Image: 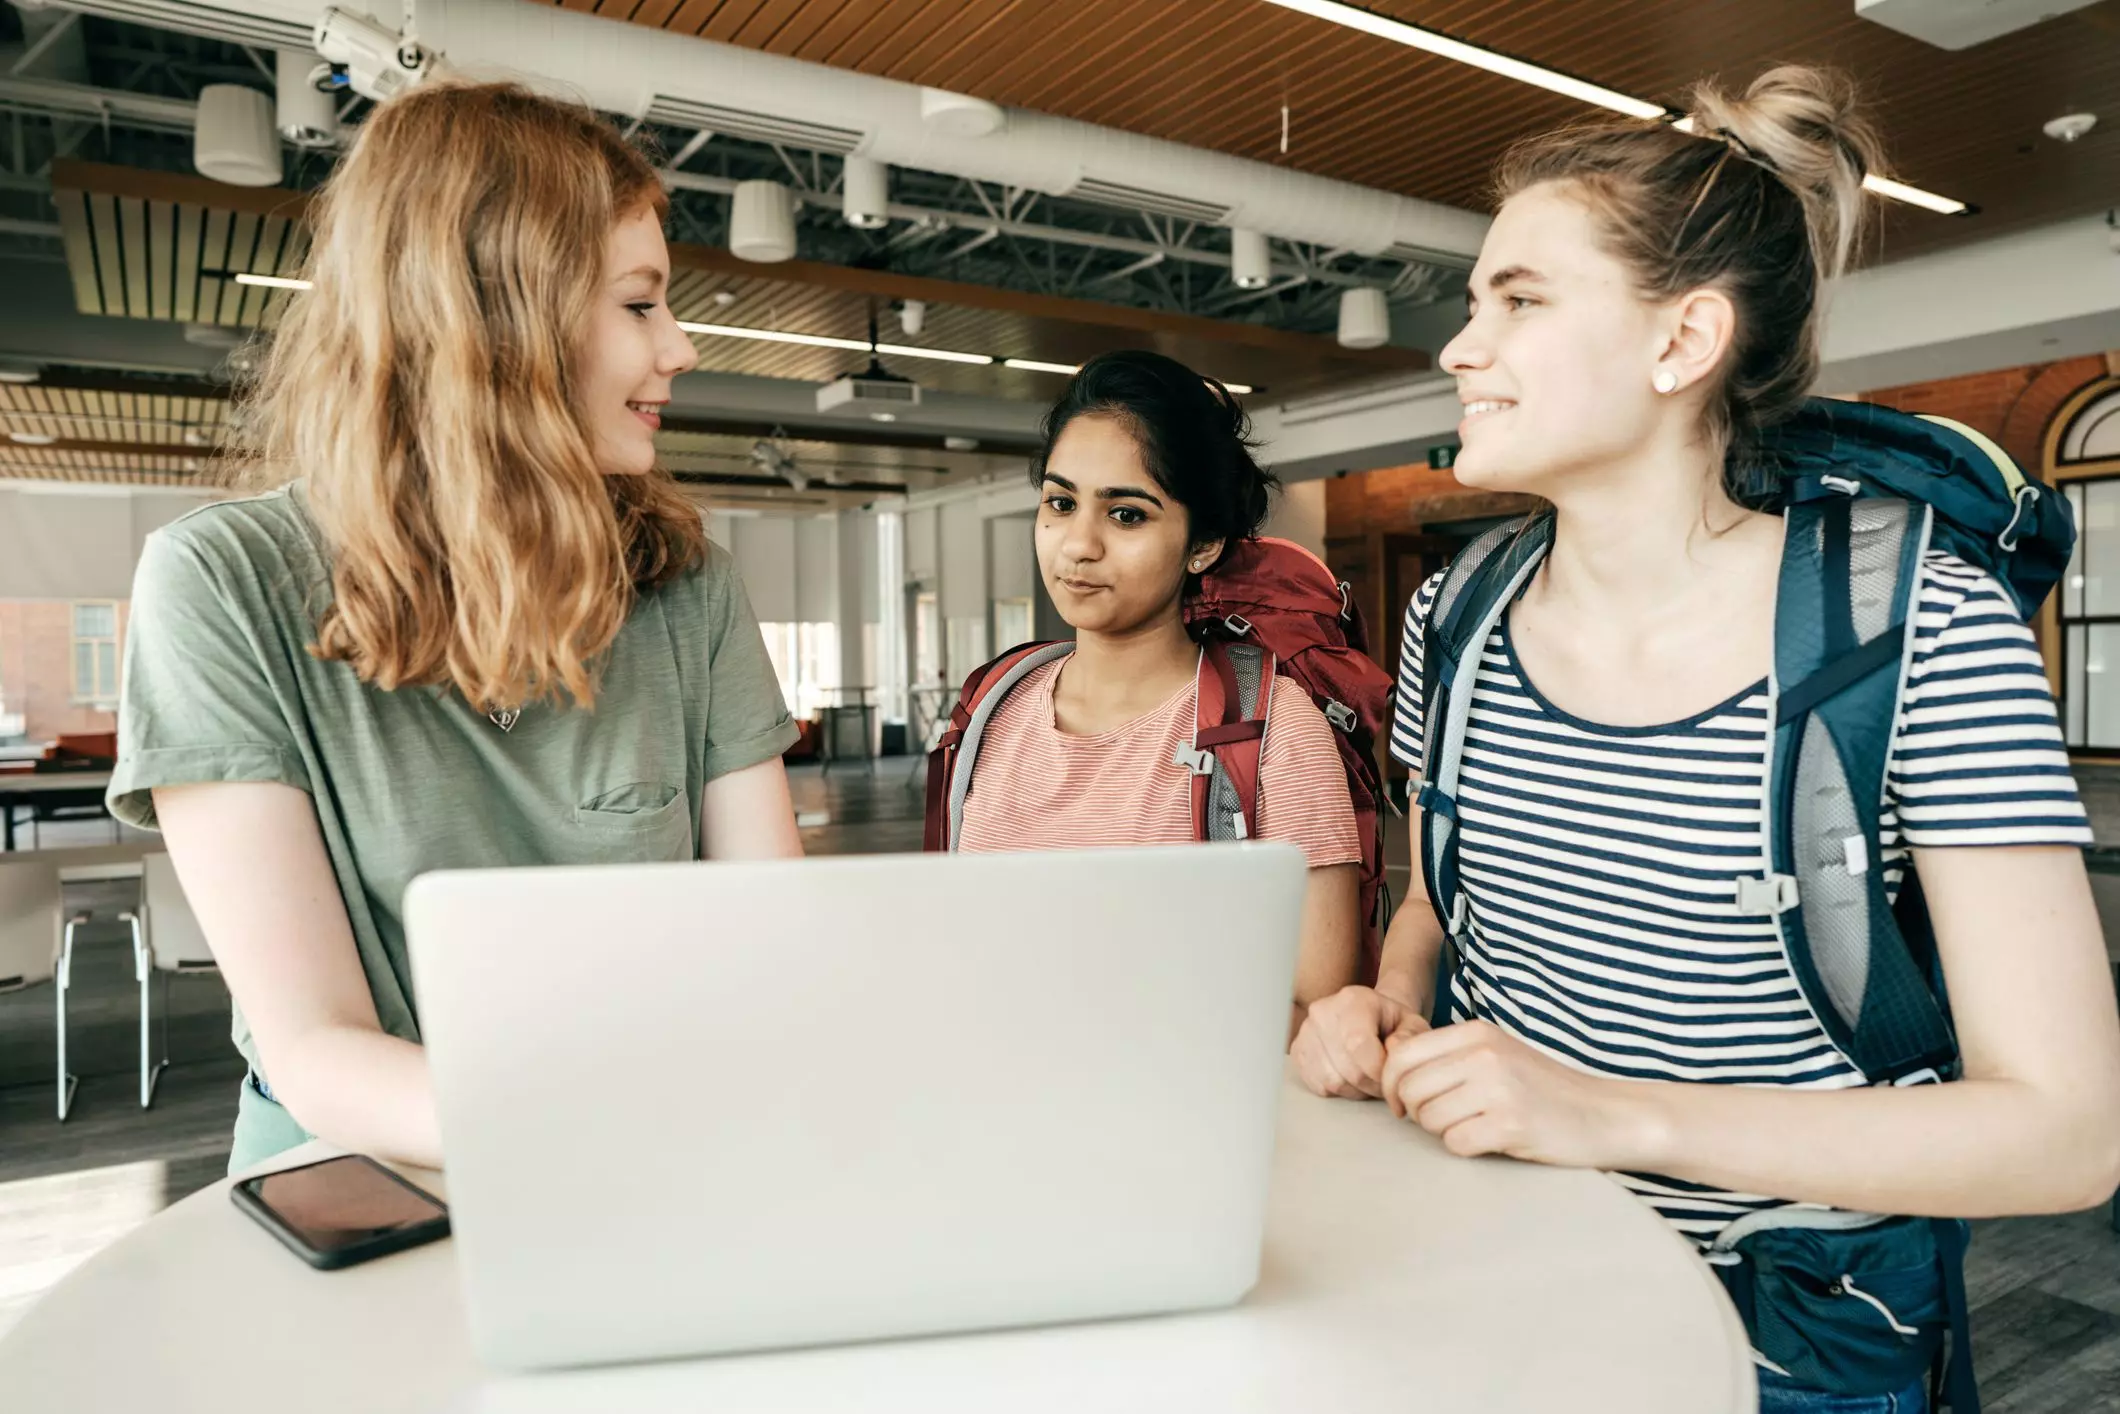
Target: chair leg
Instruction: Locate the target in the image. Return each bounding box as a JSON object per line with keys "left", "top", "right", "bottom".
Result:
{"left": 127, "top": 912, "right": 164, "bottom": 1108}
{"left": 56, "top": 915, "right": 83, "bottom": 1121}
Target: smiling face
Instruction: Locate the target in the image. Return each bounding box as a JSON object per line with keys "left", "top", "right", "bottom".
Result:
{"left": 1438, "top": 182, "right": 1678, "bottom": 495}
{"left": 577, "top": 204, "right": 699, "bottom": 477}
{"left": 1035, "top": 412, "right": 1220, "bottom": 637}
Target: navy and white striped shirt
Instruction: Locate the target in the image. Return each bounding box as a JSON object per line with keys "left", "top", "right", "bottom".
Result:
{"left": 1392, "top": 551, "right": 2091, "bottom": 1246}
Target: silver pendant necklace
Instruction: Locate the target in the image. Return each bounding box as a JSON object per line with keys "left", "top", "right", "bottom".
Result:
{"left": 488, "top": 708, "right": 520, "bottom": 733}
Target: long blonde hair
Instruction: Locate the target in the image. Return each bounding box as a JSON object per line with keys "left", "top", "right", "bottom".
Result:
{"left": 238, "top": 80, "right": 705, "bottom": 711}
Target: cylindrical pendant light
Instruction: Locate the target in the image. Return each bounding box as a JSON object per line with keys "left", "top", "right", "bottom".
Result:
{"left": 275, "top": 50, "right": 339, "bottom": 149}
{"left": 842, "top": 156, "right": 890, "bottom": 230}
{"left": 1230, "top": 229, "right": 1271, "bottom": 290}
{"left": 1337, "top": 287, "right": 1390, "bottom": 350}
{"left": 730, "top": 180, "right": 797, "bottom": 263}
{"left": 194, "top": 85, "right": 281, "bottom": 188}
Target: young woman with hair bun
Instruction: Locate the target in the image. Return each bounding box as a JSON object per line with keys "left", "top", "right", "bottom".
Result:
{"left": 1290, "top": 66, "right": 2120, "bottom": 1412}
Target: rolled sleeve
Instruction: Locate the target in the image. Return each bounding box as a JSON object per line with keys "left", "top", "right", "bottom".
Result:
{"left": 106, "top": 531, "right": 311, "bottom": 830}
{"left": 697, "top": 545, "right": 799, "bottom": 783}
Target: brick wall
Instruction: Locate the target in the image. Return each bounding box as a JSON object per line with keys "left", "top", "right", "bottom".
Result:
{"left": 0, "top": 600, "right": 127, "bottom": 743}
{"left": 1859, "top": 353, "right": 2116, "bottom": 472}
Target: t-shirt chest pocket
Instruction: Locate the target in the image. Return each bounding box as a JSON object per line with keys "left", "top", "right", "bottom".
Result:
{"left": 572, "top": 781, "right": 695, "bottom": 862}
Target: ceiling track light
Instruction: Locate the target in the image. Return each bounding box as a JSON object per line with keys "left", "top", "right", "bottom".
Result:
{"left": 1270, "top": 0, "right": 1970, "bottom": 216}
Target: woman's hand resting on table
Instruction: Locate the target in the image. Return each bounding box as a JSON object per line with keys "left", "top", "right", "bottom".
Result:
{"left": 1291, "top": 985, "right": 1430, "bottom": 1099}
{"left": 1380, "top": 1019, "right": 1640, "bottom": 1169}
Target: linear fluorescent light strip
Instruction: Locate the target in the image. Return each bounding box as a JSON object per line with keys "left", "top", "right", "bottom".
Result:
{"left": 1267, "top": 0, "right": 1967, "bottom": 215}
{"left": 1670, "top": 116, "right": 1967, "bottom": 215}
{"left": 1259, "top": 0, "right": 1663, "bottom": 119}
{"left": 233, "top": 272, "right": 312, "bottom": 290}
{"left": 1003, "top": 358, "right": 1254, "bottom": 395}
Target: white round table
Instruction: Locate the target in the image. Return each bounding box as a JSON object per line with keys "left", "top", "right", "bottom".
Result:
{"left": 0, "top": 1077, "right": 1756, "bottom": 1413}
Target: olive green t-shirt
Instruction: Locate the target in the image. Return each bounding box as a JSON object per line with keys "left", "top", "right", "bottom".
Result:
{"left": 108, "top": 485, "right": 797, "bottom": 1083}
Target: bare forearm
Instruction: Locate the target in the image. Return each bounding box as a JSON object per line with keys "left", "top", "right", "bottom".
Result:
{"left": 272, "top": 1026, "right": 442, "bottom": 1170}
{"left": 1375, "top": 900, "right": 1443, "bottom": 1015}
{"left": 1604, "top": 1074, "right": 2120, "bottom": 1219}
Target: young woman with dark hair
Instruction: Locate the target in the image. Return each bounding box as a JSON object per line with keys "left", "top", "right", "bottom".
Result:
{"left": 953, "top": 350, "right": 1362, "bottom": 1035}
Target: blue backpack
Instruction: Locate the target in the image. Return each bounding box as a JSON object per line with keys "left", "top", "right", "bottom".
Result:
{"left": 1413, "top": 397, "right": 2074, "bottom": 1410}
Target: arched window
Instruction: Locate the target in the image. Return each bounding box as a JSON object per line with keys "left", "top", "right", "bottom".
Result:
{"left": 2050, "top": 378, "right": 2120, "bottom": 750}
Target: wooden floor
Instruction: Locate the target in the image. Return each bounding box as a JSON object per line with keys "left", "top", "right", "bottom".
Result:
{"left": 1, "top": 766, "right": 2116, "bottom": 1406}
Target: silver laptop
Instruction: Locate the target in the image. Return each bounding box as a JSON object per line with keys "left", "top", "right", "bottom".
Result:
{"left": 406, "top": 843, "right": 1306, "bottom": 1372}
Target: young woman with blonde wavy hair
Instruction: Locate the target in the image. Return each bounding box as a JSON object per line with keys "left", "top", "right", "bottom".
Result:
{"left": 108, "top": 82, "right": 802, "bottom": 1172}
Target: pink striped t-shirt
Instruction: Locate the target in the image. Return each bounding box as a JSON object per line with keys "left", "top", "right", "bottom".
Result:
{"left": 956, "top": 657, "right": 1361, "bottom": 868}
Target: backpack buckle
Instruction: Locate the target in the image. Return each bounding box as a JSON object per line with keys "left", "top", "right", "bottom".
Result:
{"left": 1820, "top": 474, "right": 1862, "bottom": 496}
{"left": 1735, "top": 873, "right": 1801, "bottom": 916}
{"left": 1998, "top": 483, "right": 2040, "bottom": 554}
{"left": 1222, "top": 614, "right": 1253, "bottom": 639}
{"left": 1172, "top": 741, "right": 1215, "bottom": 776}
{"left": 1323, "top": 699, "right": 1357, "bottom": 733}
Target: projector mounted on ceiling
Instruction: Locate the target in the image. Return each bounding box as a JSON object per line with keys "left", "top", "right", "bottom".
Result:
{"left": 1854, "top": 0, "right": 2101, "bottom": 50}
{"left": 818, "top": 303, "right": 924, "bottom": 417}
{"left": 818, "top": 360, "right": 921, "bottom": 416}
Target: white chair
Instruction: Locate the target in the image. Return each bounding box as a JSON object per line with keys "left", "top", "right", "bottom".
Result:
{"left": 52, "top": 851, "right": 148, "bottom": 1120}
{"left": 0, "top": 857, "right": 69, "bottom": 1118}
{"left": 130, "top": 851, "right": 217, "bottom": 1107}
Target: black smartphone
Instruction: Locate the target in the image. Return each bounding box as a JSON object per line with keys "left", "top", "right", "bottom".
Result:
{"left": 231, "top": 1153, "right": 450, "bottom": 1270}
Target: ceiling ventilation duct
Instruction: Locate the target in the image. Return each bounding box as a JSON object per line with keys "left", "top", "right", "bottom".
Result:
{"left": 193, "top": 84, "right": 281, "bottom": 186}
{"left": 41, "top": 0, "right": 1487, "bottom": 264}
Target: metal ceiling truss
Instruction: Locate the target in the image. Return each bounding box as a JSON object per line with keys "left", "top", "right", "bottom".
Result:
{"left": 0, "top": 7, "right": 1463, "bottom": 335}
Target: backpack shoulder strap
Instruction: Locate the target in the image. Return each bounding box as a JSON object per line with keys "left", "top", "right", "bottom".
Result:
{"left": 1753, "top": 494, "right": 1959, "bottom": 1083}
{"left": 923, "top": 641, "right": 1075, "bottom": 851}
{"left": 1417, "top": 512, "right": 1555, "bottom": 1024}
{"left": 1191, "top": 640, "right": 1273, "bottom": 842}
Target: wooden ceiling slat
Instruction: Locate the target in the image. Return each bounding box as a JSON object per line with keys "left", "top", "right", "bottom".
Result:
{"left": 197, "top": 207, "right": 232, "bottom": 327}
{"left": 586, "top": 0, "right": 2118, "bottom": 255}
{"left": 146, "top": 198, "right": 175, "bottom": 322}
{"left": 966, "top": 0, "right": 1169, "bottom": 108}
{"left": 876, "top": 0, "right": 1019, "bottom": 80}
{"left": 87, "top": 193, "right": 125, "bottom": 317}
{"left": 173, "top": 201, "right": 202, "bottom": 324}
{"left": 660, "top": 0, "right": 725, "bottom": 37}
{"left": 626, "top": 0, "right": 684, "bottom": 28}
{"left": 791, "top": 0, "right": 932, "bottom": 68}
{"left": 725, "top": 0, "right": 817, "bottom": 48}
{"left": 697, "top": 0, "right": 773, "bottom": 42}
{"left": 54, "top": 191, "right": 103, "bottom": 317}
{"left": 222, "top": 211, "right": 263, "bottom": 325}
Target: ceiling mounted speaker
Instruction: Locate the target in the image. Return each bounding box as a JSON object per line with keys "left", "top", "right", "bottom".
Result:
{"left": 194, "top": 84, "right": 281, "bottom": 188}
{"left": 842, "top": 156, "right": 889, "bottom": 229}
{"left": 730, "top": 180, "right": 797, "bottom": 263}
{"left": 276, "top": 49, "right": 338, "bottom": 149}
{"left": 1337, "top": 287, "right": 1390, "bottom": 350}
{"left": 1230, "top": 228, "right": 1270, "bottom": 290}
{"left": 919, "top": 87, "right": 1005, "bottom": 139}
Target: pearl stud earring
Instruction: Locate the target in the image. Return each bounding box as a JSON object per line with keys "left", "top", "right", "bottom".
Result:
{"left": 1652, "top": 369, "right": 1679, "bottom": 395}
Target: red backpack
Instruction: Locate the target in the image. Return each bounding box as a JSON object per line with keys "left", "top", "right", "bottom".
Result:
{"left": 923, "top": 537, "right": 1396, "bottom": 981}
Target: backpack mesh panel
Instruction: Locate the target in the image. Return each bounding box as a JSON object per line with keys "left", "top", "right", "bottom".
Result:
{"left": 1429, "top": 521, "right": 1521, "bottom": 632}
{"left": 1205, "top": 646, "right": 1267, "bottom": 842}
{"left": 1792, "top": 716, "right": 1871, "bottom": 1030}
{"left": 1848, "top": 499, "right": 1910, "bottom": 645}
